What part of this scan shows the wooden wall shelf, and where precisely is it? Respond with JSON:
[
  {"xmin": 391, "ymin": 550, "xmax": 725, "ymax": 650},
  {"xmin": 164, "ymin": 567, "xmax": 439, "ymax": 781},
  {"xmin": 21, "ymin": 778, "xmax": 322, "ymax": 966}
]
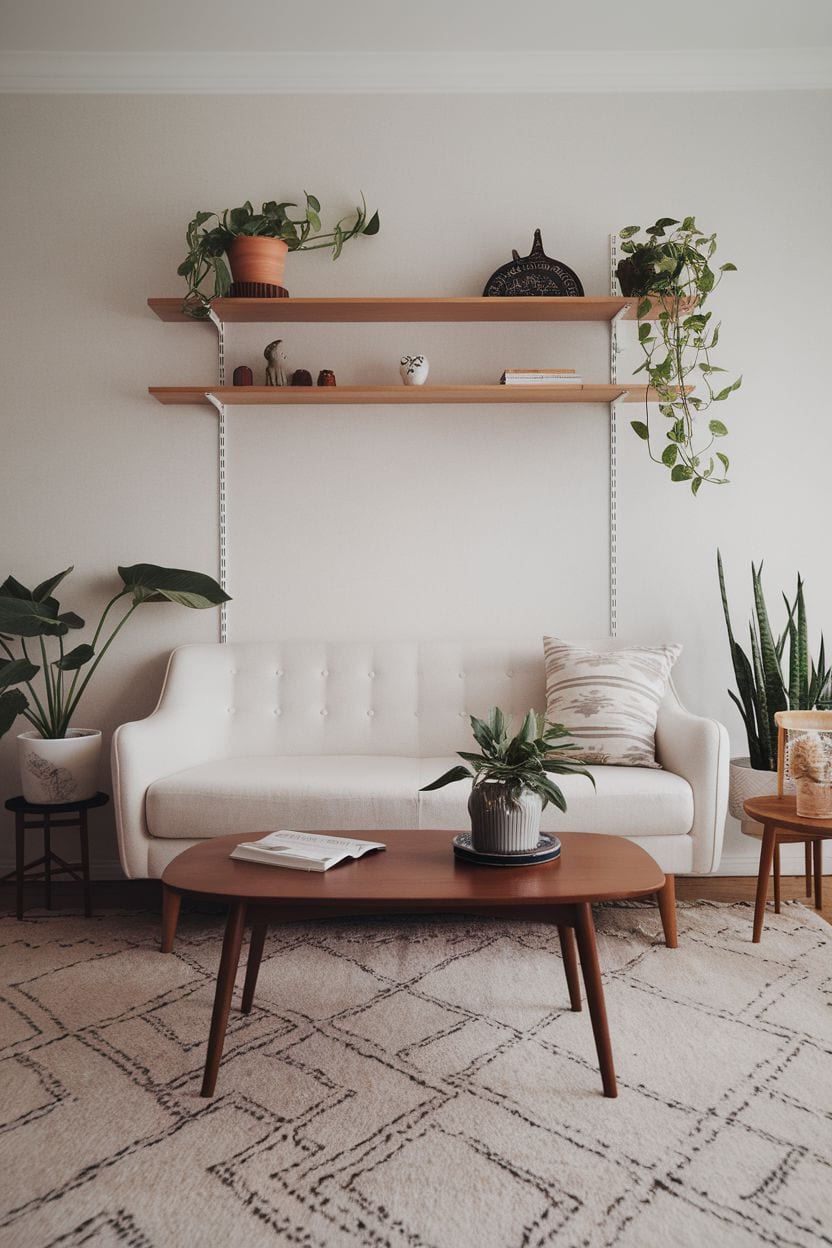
[
  {"xmin": 149, "ymin": 384, "xmax": 679, "ymax": 407},
  {"xmin": 148, "ymin": 295, "xmax": 663, "ymax": 324}
]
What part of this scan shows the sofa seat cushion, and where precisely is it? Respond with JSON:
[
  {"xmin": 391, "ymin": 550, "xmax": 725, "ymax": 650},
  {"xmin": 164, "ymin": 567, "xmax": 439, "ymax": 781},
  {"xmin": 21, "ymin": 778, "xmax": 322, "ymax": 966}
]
[
  {"xmin": 417, "ymin": 759, "xmax": 694, "ymax": 837},
  {"xmin": 146, "ymin": 754, "xmax": 694, "ymax": 842},
  {"xmin": 146, "ymin": 756, "xmax": 422, "ymax": 840}
]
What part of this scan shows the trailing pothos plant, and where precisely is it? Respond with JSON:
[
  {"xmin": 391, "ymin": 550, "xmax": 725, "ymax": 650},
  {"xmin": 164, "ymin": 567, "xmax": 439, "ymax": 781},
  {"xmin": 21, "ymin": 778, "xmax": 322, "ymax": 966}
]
[
  {"xmin": 179, "ymin": 193, "xmax": 380, "ymax": 316},
  {"xmin": 717, "ymin": 551, "xmax": 831, "ymax": 771},
  {"xmin": 0, "ymin": 564, "xmax": 229, "ymax": 740},
  {"xmin": 420, "ymin": 707, "xmax": 594, "ymax": 811},
  {"xmin": 618, "ymin": 217, "xmax": 740, "ymax": 495}
]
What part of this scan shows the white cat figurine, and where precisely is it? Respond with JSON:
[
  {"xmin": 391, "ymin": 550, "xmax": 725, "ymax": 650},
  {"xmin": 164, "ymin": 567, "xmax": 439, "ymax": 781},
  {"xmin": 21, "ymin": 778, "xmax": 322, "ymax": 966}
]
[{"xmin": 399, "ymin": 354, "xmax": 429, "ymax": 386}]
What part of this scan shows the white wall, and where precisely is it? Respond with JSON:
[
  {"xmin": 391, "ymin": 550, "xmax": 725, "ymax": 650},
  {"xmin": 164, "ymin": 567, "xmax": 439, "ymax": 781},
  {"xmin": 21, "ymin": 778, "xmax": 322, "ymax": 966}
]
[{"xmin": 1, "ymin": 90, "xmax": 830, "ymax": 874}]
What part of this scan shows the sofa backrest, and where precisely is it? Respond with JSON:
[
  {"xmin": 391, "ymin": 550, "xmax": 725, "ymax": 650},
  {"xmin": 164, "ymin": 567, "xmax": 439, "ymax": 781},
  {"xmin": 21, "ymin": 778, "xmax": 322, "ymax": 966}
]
[{"xmin": 157, "ymin": 640, "xmax": 677, "ymax": 758}]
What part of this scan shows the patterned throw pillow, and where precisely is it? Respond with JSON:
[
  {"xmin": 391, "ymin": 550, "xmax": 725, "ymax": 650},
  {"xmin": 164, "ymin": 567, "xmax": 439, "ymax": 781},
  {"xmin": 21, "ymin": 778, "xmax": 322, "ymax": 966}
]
[{"xmin": 542, "ymin": 638, "xmax": 682, "ymax": 768}]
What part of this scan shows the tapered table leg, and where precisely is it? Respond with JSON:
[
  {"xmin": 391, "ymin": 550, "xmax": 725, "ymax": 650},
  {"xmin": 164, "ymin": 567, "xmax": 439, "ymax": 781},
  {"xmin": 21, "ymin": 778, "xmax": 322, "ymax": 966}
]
[
  {"xmin": 813, "ymin": 839, "xmax": 823, "ymax": 911},
  {"xmin": 773, "ymin": 841, "xmax": 781, "ymax": 914},
  {"xmin": 656, "ymin": 874, "xmax": 678, "ymax": 948},
  {"xmin": 557, "ymin": 924, "xmax": 582, "ymax": 1011},
  {"xmin": 15, "ymin": 814, "xmax": 24, "ymax": 921},
  {"xmin": 753, "ymin": 823, "xmax": 777, "ymax": 943},
  {"xmin": 805, "ymin": 841, "xmax": 813, "ymax": 897},
  {"xmin": 241, "ymin": 920, "xmax": 268, "ymax": 1014},
  {"xmin": 574, "ymin": 902, "xmax": 617, "ymax": 1098},
  {"xmin": 160, "ymin": 886, "xmax": 182, "ymax": 953},
  {"xmin": 201, "ymin": 901, "xmax": 246, "ymax": 1097}
]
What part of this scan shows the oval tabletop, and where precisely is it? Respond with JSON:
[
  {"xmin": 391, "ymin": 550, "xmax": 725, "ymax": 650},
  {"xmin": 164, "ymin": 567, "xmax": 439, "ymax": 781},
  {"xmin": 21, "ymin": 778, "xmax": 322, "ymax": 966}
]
[
  {"xmin": 743, "ymin": 794, "xmax": 832, "ymax": 835},
  {"xmin": 161, "ymin": 829, "xmax": 664, "ymax": 909}
]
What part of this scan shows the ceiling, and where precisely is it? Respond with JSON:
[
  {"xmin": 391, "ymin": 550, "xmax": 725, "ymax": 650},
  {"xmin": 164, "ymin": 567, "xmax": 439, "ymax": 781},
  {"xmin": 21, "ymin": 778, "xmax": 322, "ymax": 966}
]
[{"xmin": 1, "ymin": 0, "xmax": 830, "ymax": 91}]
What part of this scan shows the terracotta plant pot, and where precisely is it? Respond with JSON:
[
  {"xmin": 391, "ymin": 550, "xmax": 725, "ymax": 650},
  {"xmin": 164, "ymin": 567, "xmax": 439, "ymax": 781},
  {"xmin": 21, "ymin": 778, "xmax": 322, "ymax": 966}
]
[{"xmin": 228, "ymin": 237, "xmax": 288, "ymax": 288}]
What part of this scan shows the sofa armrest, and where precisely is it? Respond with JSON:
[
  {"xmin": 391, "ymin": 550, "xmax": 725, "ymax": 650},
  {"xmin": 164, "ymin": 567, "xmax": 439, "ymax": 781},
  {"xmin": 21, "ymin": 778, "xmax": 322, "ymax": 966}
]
[
  {"xmin": 655, "ymin": 686, "xmax": 729, "ymax": 873},
  {"xmin": 111, "ymin": 710, "xmax": 226, "ymax": 878}
]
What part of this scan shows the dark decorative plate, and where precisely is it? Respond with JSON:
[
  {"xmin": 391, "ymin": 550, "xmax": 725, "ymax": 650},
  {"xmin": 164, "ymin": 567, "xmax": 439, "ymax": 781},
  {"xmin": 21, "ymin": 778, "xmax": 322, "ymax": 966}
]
[
  {"xmin": 452, "ymin": 833, "xmax": 561, "ymax": 867},
  {"xmin": 483, "ymin": 229, "xmax": 584, "ymax": 297}
]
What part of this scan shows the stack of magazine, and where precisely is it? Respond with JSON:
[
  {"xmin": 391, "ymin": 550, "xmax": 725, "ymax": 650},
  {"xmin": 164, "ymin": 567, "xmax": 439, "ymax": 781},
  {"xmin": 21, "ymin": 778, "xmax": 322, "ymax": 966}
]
[
  {"xmin": 500, "ymin": 368, "xmax": 582, "ymax": 386},
  {"xmin": 230, "ymin": 830, "xmax": 386, "ymax": 872}
]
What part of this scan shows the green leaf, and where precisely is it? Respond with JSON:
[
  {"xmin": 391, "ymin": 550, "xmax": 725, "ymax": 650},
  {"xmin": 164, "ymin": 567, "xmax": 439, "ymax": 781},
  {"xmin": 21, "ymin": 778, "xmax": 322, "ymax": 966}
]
[
  {"xmin": 117, "ymin": 564, "xmax": 230, "ymax": 609},
  {"xmin": 619, "ymin": 226, "xmax": 640, "ymax": 239},
  {"xmin": 362, "ymin": 210, "xmax": 380, "ymax": 236},
  {"xmin": 0, "ymin": 575, "xmax": 33, "ymax": 600},
  {"xmin": 419, "ymin": 765, "xmax": 472, "ymax": 792},
  {"xmin": 306, "ymin": 193, "xmax": 321, "ymax": 213},
  {"xmin": 671, "ymin": 464, "xmax": 693, "ymax": 481},
  {"xmin": 636, "ymin": 298, "xmax": 652, "ymax": 319},
  {"xmin": 0, "ymin": 657, "xmax": 39, "ymax": 688},
  {"xmin": 661, "ymin": 444, "xmax": 678, "ymax": 467},
  {"xmin": 54, "ymin": 643, "xmax": 95, "ymax": 671},
  {"xmin": 709, "ymin": 420, "xmax": 728, "ymax": 437},
  {"xmin": 717, "ymin": 451, "xmax": 729, "ymax": 472},
  {"xmin": 0, "ymin": 596, "xmax": 68, "ymax": 637},
  {"xmin": 691, "ymin": 477, "xmax": 702, "ymax": 496},
  {"xmin": 638, "ymin": 323, "xmax": 652, "ymax": 342},
  {"xmin": 58, "ymin": 611, "xmax": 84, "ymax": 629},
  {"xmin": 306, "ymin": 208, "xmax": 322, "ymax": 233},
  {"xmin": 719, "ymin": 262, "xmax": 737, "ymax": 272},
  {"xmin": 630, "ymin": 420, "xmax": 650, "ymax": 441},
  {"xmin": 0, "ymin": 687, "xmax": 28, "ymax": 737}
]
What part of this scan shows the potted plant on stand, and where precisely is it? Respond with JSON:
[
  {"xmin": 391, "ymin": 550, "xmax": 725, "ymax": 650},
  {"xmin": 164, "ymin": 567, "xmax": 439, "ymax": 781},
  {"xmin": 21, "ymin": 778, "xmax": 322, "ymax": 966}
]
[
  {"xmin": 617, "ymin": 216, "xmax": 740, "ymax": 494},
  {"xmin": 178, "ymin": 192, "xmax": 380, "ymax": 317},
  {"xmin": 718, "ymin": 550, "xmax": 831, "ymax": 829},
  {"xmin": 421, "ymin": 707, "xmax": 594, "ymax": 856},
  {"xmin": 0, "ymin": 563, "xmax": 229, "ymax": 803}
]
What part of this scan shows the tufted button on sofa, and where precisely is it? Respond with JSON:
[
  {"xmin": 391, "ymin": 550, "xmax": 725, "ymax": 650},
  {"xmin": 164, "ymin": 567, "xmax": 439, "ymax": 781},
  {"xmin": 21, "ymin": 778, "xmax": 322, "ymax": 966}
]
[{"xmin": 112, "ymin": 640, "xmax": 729, "ymax": 880}]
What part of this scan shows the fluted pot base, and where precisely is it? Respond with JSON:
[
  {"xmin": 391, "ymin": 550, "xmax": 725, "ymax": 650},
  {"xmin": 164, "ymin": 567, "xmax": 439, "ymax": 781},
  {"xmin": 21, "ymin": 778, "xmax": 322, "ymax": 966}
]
[{"xmin": 468, "ymin": 781, "xmax": 543, "ymax": 854}]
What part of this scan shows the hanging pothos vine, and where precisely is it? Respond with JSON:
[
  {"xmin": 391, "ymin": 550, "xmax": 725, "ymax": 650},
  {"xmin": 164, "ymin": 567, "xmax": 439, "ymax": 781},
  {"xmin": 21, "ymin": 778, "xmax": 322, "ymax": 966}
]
[{"xmin": 616, "ymin": 217, "xmax": 740, "ymax": 495}]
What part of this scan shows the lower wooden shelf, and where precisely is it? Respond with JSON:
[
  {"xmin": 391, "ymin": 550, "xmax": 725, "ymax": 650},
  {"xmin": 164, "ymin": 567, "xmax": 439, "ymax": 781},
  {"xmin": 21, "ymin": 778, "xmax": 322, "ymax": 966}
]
[{"xmin": 149, "ymin": 384, "xmax": 671, "ymax": 407}]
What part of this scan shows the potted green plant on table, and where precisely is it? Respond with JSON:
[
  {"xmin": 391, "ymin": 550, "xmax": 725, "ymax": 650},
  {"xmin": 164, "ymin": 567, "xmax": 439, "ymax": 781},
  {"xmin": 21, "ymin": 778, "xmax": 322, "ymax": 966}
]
[
  {"xmin": 0, "ymin": 563, "xmax": 229, "ymax": 804},
  {"xmin": 617, "ymin": 216, "xmax": 740, "ymax": 494},
  {"xmin": 718, "ymin": 550, "xmax": 831, "ymax": 824},
  {"xmin": 421, "ymin": 707, "xmax": 594, "ymax": 854},
  {"xmin": 178, "ymin": 192, "xmax": 380, "ymax": 317}
]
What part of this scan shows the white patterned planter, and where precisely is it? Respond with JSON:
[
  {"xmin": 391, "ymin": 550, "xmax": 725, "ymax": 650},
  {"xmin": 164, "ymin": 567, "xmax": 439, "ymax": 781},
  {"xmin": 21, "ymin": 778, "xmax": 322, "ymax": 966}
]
[
  {"xmin": 18, "ymin": 730, "xmax": 102, "ymax": 804},
  {"xmin": 728, "ymin": 757, "xmax": 791, "ymax": 821},
  {"xmin": 468, "ymin": 781, "xmax": 543, "ymax": 853}
]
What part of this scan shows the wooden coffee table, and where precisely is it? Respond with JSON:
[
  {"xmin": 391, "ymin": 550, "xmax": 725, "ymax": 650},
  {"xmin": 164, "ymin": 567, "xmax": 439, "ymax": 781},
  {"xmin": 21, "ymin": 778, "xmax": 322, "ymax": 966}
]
[{"xmin": 161, "ymin": 830, "xmax": 667, "ymax": 1100}]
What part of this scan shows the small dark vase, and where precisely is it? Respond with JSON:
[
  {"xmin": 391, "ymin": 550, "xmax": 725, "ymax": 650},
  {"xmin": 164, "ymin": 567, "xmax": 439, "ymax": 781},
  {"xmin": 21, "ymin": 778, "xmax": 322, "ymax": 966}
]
[
  {"xmin": 616, "ymin": 255, "xmax": 653, "ymax": 297},
  {"xmin": 232, "ymin": 366, "xmax": 253, "ymax": 386},
  {"xmin": 291, "ymin": 369, "xmax": 313, "ymax": 386},
  {"xmin": 317, "ymin": 369, "xmax": 337, "ymax": 386}
]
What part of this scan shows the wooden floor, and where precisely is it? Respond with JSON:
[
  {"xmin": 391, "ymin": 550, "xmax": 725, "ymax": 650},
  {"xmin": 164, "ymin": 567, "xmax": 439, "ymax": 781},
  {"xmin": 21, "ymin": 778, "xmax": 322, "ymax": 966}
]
[{"xmin": 2, "ymin": 875, "xmax": 830, "ymax": 925}]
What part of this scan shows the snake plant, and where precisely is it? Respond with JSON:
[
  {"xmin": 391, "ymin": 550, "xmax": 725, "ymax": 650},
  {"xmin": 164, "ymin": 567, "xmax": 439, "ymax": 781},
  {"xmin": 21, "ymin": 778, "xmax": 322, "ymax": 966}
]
[
  {"xmin": 718, "ymin": 551, "xmax": 831, "ymax": 770},
  {"xmin": 420, "ymin": 707, "xmax": 594, "ymax": 809}
]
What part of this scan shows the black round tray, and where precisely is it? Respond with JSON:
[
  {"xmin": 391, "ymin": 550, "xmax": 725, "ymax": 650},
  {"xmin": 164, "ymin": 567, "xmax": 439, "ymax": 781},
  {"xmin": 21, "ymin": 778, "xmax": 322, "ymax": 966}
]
[{"xmin": 452, "ymin": 833, "xmax": 561, "ymax": 867}]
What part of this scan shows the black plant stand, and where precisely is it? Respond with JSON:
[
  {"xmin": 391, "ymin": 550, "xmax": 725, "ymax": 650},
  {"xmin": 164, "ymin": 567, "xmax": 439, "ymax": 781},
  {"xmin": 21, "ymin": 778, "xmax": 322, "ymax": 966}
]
[{"xmin": 3, "ymin": 792, "xmax": 108, "ymax": 919}]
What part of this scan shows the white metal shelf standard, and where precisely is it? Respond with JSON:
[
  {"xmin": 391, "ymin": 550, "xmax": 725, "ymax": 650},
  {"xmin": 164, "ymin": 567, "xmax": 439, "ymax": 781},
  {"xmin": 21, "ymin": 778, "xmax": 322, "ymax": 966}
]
[
  {"xmin": 206, "ymin": 308, "xmax": 229, "ymax": 643},
  {"xmin": 608, "ymin": 232, "xmax": 622, "ymax": 638}
]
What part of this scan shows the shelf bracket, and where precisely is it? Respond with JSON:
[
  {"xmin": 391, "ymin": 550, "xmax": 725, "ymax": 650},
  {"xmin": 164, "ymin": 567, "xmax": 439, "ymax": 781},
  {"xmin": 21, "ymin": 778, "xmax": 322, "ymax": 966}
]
[{"xmin": 204, "ymin": 310, "xmax": 229, "ymax": 643}]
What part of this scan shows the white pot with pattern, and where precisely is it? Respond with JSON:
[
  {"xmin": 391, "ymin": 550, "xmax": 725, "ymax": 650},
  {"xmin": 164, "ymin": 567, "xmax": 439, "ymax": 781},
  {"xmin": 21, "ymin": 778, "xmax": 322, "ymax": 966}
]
[{"xmin": 17, "ymin": 730, "xmax": 102, "ymax": 804}]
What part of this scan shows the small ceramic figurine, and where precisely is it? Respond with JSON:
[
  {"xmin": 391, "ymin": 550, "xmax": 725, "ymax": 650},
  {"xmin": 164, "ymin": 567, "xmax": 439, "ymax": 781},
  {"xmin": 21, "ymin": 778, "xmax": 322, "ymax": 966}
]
[
  {"xmin": 232, "ymin": 365, "xmax": 253, "ymax": 386},
  {"xmin": 264, "ymin": 340, "xmax": 288, "ymax": 386},
  {"xmin": 291, "ymin": 369, "xmax": 313, "ymax": 386},
  {"xmin": 400, "ymin": 354, "xmax": 429, "ymax": 386},
  {"xmin": 317, "ymin": 369, "xmax": 337, "ymax": 386}
]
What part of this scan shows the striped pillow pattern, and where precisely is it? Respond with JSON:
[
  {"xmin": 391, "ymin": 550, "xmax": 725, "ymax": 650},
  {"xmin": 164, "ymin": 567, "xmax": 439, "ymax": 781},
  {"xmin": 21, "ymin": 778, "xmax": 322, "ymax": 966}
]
[{"xmin": 542, "ymin": 638, "xmax": 682, "ymax": 768}]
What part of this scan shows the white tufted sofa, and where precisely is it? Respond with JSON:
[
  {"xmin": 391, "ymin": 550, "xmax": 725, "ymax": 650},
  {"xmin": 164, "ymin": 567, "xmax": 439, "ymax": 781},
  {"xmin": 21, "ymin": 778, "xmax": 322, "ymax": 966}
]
[{"xmin": 112, "ymin": 639, "xmax": 729, "ymax": 880}]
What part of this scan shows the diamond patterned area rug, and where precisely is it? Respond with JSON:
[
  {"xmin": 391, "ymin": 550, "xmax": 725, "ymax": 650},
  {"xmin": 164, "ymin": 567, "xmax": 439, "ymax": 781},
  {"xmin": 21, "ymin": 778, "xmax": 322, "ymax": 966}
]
[{"xmin": 1, "ymin": 900, "xmax": 831, "ymax": 1247}]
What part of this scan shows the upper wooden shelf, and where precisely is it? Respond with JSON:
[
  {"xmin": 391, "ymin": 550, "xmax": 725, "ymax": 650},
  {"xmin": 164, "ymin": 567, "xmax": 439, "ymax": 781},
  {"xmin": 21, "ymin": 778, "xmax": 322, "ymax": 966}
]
[
  {"xmin": 149, "ymin": 384, "xmax": 678, "ymax": 407},
  {"xmin": 148, "ymin": 296, "xmax": 652, "ymax": 324}
]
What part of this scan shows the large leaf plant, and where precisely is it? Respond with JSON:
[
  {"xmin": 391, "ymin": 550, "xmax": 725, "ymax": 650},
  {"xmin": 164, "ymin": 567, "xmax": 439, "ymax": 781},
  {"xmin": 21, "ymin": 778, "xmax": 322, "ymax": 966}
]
[
  {"xmin": 0, "ymin": 564, "xmax": 229, "ymax": 740},
  {"xmin": 618, "ymin": 216, "xmax": 740, "ymax": 495},
  {"xmin": 420, "ymin": 707, "xmax": 594, "ymax": 811},
  {"xmin": 718, "ymin": 551, "xmax": 831, "ymax": 770}
]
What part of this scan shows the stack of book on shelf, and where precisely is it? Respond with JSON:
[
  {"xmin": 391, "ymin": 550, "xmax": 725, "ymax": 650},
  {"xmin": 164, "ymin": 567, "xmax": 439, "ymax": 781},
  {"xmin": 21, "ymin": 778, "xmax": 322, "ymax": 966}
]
[{"xmin": 500, "ymin": 368, "xmax": 582, "ymax": 386}]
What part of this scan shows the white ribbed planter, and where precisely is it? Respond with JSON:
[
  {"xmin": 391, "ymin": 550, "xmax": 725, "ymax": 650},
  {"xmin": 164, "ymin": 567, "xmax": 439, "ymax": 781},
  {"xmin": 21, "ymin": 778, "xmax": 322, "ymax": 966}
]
[
  {"xmin": 17, "ymin": 730, "xmax": 102, "ymax": 804},
  {"xmin": 468, "ymin": 781, "xmax": 543, "ymax": 853}
]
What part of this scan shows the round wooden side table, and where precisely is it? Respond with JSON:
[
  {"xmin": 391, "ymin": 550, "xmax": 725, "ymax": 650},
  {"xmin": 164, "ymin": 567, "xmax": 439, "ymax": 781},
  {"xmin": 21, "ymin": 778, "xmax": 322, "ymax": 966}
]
[
  {"xmin": 743, "ymin": 794, "xmax": 831, "ymax": 942},
  {"xmin": 3, "ymin": 791, "xmax": 108, "ymax": 919}
]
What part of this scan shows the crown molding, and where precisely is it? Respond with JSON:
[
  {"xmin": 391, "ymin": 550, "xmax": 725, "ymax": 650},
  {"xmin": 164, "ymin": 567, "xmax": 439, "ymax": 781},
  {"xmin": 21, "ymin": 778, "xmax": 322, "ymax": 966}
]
[{"xmin": 0, "ymin": 48, "xmax": 830, "ymax": 94}]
